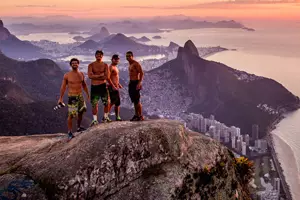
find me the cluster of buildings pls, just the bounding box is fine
[179,112,269,157]
[256,177,282,200]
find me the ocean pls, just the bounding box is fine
[16,24,300,199]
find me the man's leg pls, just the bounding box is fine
[77,112,83,128]
[67,115,73,133]
[137,102,143,117]
[101,87,111,122]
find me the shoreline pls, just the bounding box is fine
[266,114,294,200]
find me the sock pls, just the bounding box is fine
[93,115,97,121]
[104,113,108,118]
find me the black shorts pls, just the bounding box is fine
[128,80,140,104]
[90,83,109,107]
[108,86,121,106]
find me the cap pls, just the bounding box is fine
[112,54,120,60]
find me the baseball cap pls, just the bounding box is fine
[112,54,120,60]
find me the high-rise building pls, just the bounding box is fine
[273,178,280,194]
[236,127,241,137]
[224,131,230,143]
[201,117,207,133]
[252,124,259,140]
[261,139,268,152]
[245,134,250,146]
[232,136,236,149]
[209,126,216,139]
[236,139,242,152]
[230,126,237,138]
[210,114,215,121]
[242,142,247,155]
[205,118,210,128]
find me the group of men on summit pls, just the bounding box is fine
[57,50,144,139]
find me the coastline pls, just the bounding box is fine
[266,114,295,200]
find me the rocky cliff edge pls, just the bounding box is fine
[0,120,251,200]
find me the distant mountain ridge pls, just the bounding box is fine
[76,33,163,56]
[0,19,43,60]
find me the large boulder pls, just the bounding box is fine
[0,120,250,199]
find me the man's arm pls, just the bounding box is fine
[58,74,68,103]
[105,64,117,90]
[81,72,90,100]
[136,62,144,84]
[88,63,103,80]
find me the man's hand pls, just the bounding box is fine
[112,85,118,91]
[57,98,63,105]
[119,83,123,89]
[136,82,142,90]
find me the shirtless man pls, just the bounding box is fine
[58,58,90,139]
[108,54,123,121]
[88,50,116,126]
[126,51,144,121]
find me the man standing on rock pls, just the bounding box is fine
[58,58,90,139]
[108,54,123,121]
[88,50,117,126]
[126,51,144,121]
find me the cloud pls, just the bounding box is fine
[122,1,300,9]
[15,5,56,8]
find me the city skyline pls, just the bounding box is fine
[1,0,299,20]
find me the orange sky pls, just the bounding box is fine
[1,0,300,20]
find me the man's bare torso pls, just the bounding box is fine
[129,61,140,81]
[66,71,84,96]
[109,65,119,88]
[90,61,107,85]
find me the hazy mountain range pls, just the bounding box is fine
[0,20,44,60]
[3,15,254,35]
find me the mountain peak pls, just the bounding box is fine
[0,20,3,27]
[176,40,199,59]
[183,40,199,56]
[100,26,110,35]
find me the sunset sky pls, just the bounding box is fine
[1,0,300,20]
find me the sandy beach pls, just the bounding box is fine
[272,133,300,200]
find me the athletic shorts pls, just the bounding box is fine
[68,94,87,117]
[108,86,121,106]
[128,80,140,105]
[91,83,109,107]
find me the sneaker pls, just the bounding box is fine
[138,116,145,121]
[77,127,86,132]
[90,120,99,127]
[116,116,122,121]
[130,115,139,121]
[68,132,74,140]
[102,117,112,123]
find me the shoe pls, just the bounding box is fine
[138,116,145,121]
[77,127,86,132]
[90,120,99,127]
[68,132,74,140]
[102,117,112,123]
[130,115,139,121]
[116,116,122,121]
